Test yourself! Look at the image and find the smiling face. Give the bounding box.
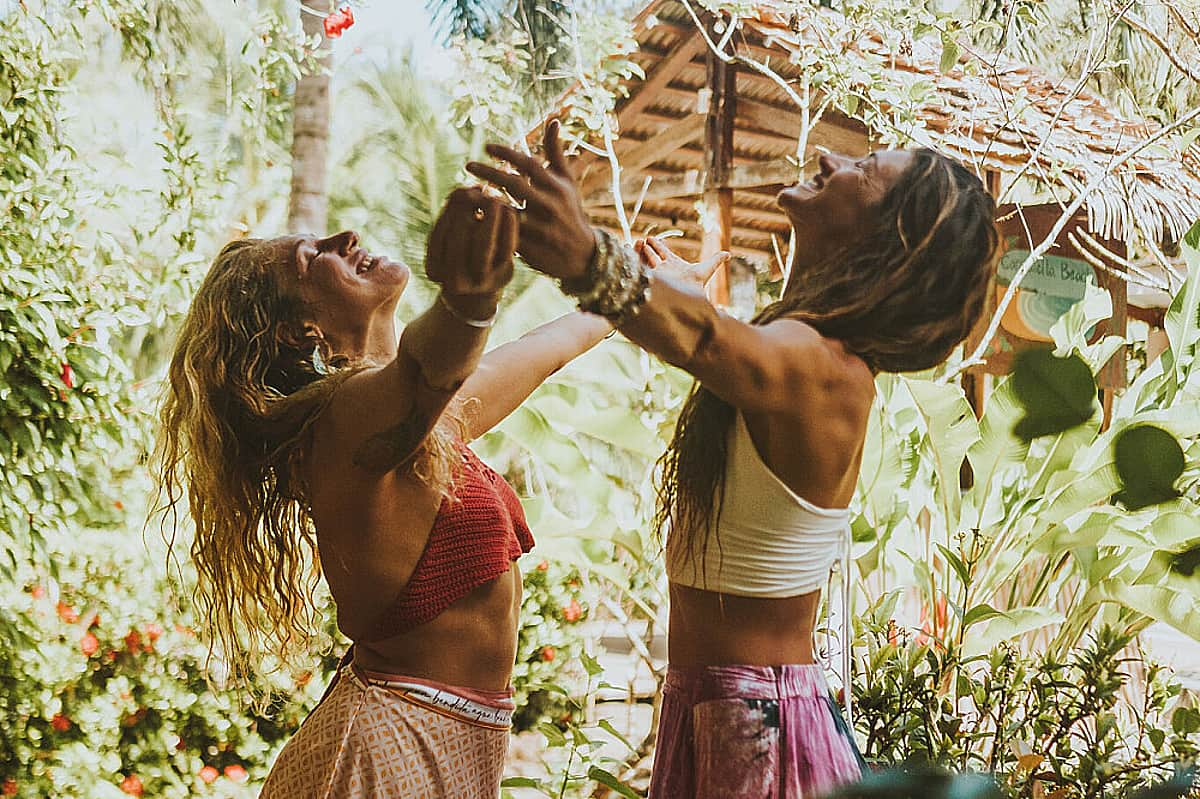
[286,230,411,362]
[777,150,914,276]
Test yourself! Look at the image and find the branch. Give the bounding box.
[1123,11,1200,85]
[1065,230,1169,293]
[946,102,1200,380]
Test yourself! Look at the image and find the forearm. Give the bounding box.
[460,311,611,439]
[617,271,724,371]
[400,291,500,391]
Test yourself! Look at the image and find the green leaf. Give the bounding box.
[939,34,960,73]
[597,718,637,753]
[962,603,1002,629]
[500,777,543,788]
[935,544,969,584]
[1010,349,1096,441]
[579,650,603,677]
[1184,218,1200,251]
[1112,425,1184,510]
[538,721,567,747]
[587,767,640,799]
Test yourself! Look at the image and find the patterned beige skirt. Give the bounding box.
[261,663,513,799]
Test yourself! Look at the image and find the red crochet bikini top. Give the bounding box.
[362,444,534,641]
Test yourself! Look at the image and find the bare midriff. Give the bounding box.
[667,582,822,667]
[350,567,523,692]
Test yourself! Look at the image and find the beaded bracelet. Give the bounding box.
[559,229,651,326]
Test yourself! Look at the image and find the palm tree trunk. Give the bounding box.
[288,0,333,234]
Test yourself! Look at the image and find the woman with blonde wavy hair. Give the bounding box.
[470,122,1001,798]
[154,184,668,797]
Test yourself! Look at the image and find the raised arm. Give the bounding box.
[324,188,517,474]
[465,123,838,413]
[457,312,611,440]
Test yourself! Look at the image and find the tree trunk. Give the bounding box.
[288,0,333,234]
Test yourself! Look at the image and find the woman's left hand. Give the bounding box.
[465,120,595,283]
[636,236,730,291]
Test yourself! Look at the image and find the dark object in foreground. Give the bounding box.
[825,765,1195,799]
[825,766,1000,798]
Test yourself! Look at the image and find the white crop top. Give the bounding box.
[666,412,850,597]
[665,412,857,726]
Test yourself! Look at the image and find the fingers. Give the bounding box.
[464,162,534,205]
[471,197,505,284]
[695,251,731,284]
[492,202,519,275]
[543,119,570,177]
[484,143,556,189]
[639,239,664,268]
[646,236,675,261]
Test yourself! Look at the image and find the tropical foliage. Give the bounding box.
[4,0,1200,796]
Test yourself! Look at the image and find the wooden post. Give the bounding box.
[701,36,736,307]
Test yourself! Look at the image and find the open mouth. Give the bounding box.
[355,251,379,274]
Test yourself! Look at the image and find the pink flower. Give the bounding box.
[80,633,99,657]
[562,599,583,623]
[119,774,143,796]
[144,623,163,642]
[198,766,218,784]
[322,6,355,38]
[124,629,143,653]
[540,646,556,662]
[56,602,78,624]
[51,713,71,732]
[30,584,45,599]
[536,560,549,572]
[223,765,248,784]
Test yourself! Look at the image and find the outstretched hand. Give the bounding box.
[425,186,517,297]
[635,236,730,291]
[465,120,596,283]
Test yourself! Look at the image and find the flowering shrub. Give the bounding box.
[512,558,590,732]
[0,528,323,798]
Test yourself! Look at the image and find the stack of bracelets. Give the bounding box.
[559,229,651,326]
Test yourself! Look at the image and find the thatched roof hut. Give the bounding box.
[541,0,1200,281]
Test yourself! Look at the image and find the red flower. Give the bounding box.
[119,774,143,796]
[536,560,549,572]
[60,362,74,389]
[2,778,16,796]
[223,764,248,784]
[56,602,79,624]
[30,584,45,599]
[175,737,187,751]
[124,629,143,652]
[540,646,556,662]
[198,766,218,784]
[144,623,163,642]
[562,599,583,623]
[80,632,99,657]
[113,500,124,512]
[322,6,354,38]
[51,713,71,732]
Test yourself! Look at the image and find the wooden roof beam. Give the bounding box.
[584,158,803,206]
[579,113,706,196]
[615,35,706,123]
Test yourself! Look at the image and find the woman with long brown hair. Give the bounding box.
[469,121,1001,798]
[153,185,689,797]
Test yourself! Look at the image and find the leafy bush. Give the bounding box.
[0,528,323,798]
[853,604,1200,797]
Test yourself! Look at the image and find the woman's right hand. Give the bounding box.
[425,186,518,302]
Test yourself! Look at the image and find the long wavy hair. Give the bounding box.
[656,149,1002,569]
[153,236,460,689]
